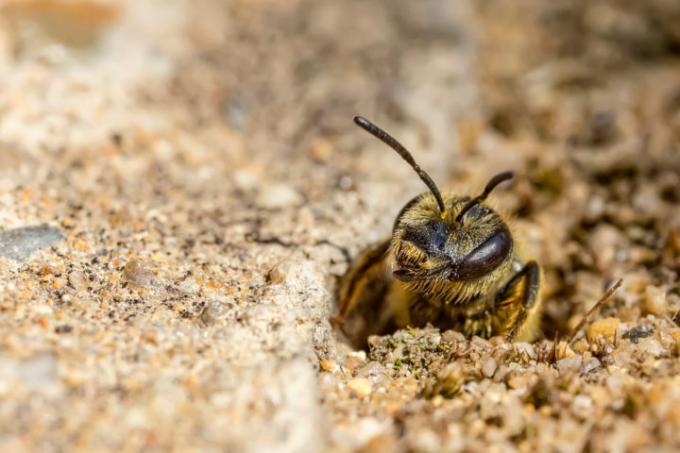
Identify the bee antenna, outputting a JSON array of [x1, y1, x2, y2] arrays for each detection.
[[455, 171, 514, 222], [353, 116, 447, 214]]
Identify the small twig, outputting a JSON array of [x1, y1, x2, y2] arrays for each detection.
[[550, 331, 560, 363], [567, 278, 623, 346]]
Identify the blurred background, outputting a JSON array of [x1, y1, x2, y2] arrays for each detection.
[[0, 0, 679, 451]]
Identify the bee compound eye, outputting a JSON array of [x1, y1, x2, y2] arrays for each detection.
[[455, 226, 512, 280]]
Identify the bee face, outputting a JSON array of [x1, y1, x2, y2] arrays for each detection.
[[391, 194, 513, 284]]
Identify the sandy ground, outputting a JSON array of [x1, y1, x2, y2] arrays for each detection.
[[0, 1, 678, 452]]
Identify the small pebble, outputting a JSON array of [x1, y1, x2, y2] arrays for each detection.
[[199, 301, 227, 326], [68, 270, 88, 291], [359, 433, 398, 453], [52, 277, 67, 291], [319, 359, 338, 373], [267, 263, 288, 285], [344, 351, 367, 372], [423, 363, 466, 399], [257, 183, 302, 209], [644, 285, 667, 316], [309, 138, 334, 162], [177, 276, 200, 294], [514, 342, 536, 360], [481, 357, 497, 378], [347, 377, 372, 398], [123, 260, 157, 289], [347, 350, 367, 361], [587, 317, 621, 343], [507, 374, 529, 389], [572, 394, 593, 418], [636, 338, 666, 358], [0, 225, 62, 262], [556, 355, 583, 374], [233, 169, 260, 191], [571, 338, 590, 354], [581, 357, 601, 374]]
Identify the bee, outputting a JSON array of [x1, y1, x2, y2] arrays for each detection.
[[334, 116, 542, 347]]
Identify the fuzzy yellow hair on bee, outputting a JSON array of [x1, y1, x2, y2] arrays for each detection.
[[334, 116, 542, 347]]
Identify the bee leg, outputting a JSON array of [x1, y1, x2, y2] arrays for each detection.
[[495, 261, 541, 341], [462, 312, 494, 339], [333, 239, 393, 347], [335, 238, 390, 323]]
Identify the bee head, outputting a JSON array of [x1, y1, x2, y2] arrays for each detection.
[[391, 193, 513, 283], [353, 116, 514, 285]]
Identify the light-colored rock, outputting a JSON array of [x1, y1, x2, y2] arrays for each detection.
[[644, 285, 667, 316], [587, 317, 621, 343], [556, 355, 583, 374], [482, 357, 498, 378], [347, 377, 373, 398], [257, 183, 302, 209]]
